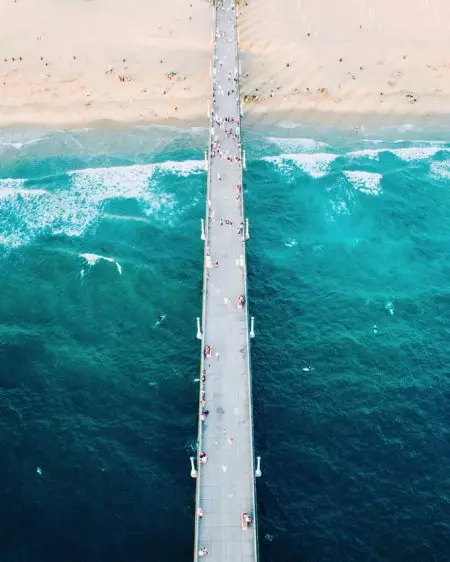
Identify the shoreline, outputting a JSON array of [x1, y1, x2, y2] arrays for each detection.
[[1, 106, 450, 136]]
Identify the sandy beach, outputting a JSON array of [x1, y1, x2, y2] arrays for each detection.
[[0, 0, 213, 127], [1, 0, 450, 128], [238, 0, 450, 128]]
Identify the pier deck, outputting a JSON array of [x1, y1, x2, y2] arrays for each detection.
[[193, 0, 258, 561]]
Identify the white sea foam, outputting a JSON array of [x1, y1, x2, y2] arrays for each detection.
[[330, 199, 350, 216], [362, 139, 385, 145], [349, 146, 448, 161], [286, 153, 338, 178], [0, 178, 49, 202], [139, 124, 208, 136], [0, 187, 48, 199], [363, 139, 447, 146], [0, 159, 204, 249], [154, 159, 205, 176], [264, 153, 338, 178], [68, 159, 204, 185], [0, 178, 48, 199], [103, 213, 151, 223], [79, 253, 122, 275], [391, 146, 444, 161], [395, 124, 422, 133], [278, 122, 299, 129], [266, 137, 330, 153], [0, 178, 26, 189], [395, 139, 447, 146], [0, 233, 24, 248], [66, 160, 203, 227], [344, 171, 382, 196], [0, 137, 44, 150], [347, 148, 382, 159], [430, 161, 450, 180], [284, 238, 297, 248]]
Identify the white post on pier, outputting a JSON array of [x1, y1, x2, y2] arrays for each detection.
[[196, 317, 203, 340], [255, 456, 262, 477], [190, 457, 198, 478], [200, 218, 206, 241], [239, 59, 242, 76], [250, 316, 255, 339], [245, 218, 250, 240]]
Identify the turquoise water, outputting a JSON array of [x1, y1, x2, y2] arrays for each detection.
[[1, 123, 450, 561]]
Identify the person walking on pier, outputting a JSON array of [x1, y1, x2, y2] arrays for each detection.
[[195, 0, 257, 558]]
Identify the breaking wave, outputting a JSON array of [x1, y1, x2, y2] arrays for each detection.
[[343, 171, 383, 196], [265, 137, 330, 153], [263, 153, 338, 178], [348, 146, 449, 161], [79, 253, 122, 275], [0, 159, 204, 249]]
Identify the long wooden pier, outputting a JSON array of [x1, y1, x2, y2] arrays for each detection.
[[192, 0, 259, 560]]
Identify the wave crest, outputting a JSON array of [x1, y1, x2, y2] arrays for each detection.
[[263, 153, 338, 178], [348, 146, 448, 161], [266, 137, 330, 153], [0, 159, 204, 249], [79, 253, 122, 275], [344, 171, 382, 196], [430, 161, 450, 180]]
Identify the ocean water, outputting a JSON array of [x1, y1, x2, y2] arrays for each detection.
[[1, 123, 450, 561]]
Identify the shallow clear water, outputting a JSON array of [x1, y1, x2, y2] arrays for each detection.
[[1, 124, 450, 561]]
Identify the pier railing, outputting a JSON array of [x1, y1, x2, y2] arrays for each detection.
[[192, 3, 217, 560], [233, 4, 259, 558]]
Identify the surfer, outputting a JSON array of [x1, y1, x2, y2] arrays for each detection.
[[153, 314, 166, 328]]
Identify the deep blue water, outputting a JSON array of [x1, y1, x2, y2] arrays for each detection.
[[1, 123, 450, 561]]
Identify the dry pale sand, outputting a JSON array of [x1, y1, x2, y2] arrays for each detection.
[[1, 0, 450, 128], [238, 0, 450, 127], [0, 0, 213, 127]]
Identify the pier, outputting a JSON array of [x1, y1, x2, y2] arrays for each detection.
[[192, 0, 259, 560]]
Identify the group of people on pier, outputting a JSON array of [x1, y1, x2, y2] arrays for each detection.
[[197, 0, 255, 558]]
